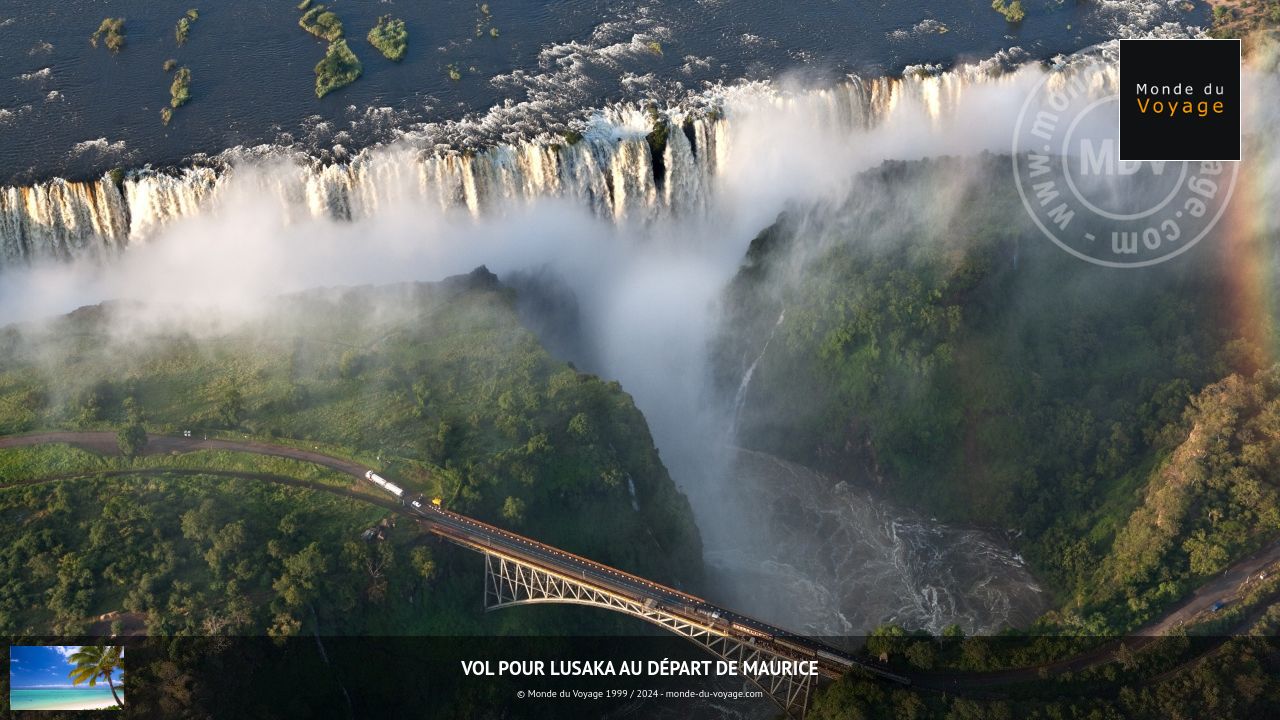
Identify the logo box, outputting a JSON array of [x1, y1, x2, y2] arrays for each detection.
[[1119, 38, 1241, 162]]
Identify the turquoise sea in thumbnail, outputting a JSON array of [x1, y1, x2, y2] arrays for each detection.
[[10, 686, 122, 711]]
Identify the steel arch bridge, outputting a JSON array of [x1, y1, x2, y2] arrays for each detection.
[[483, 549, 819, 718]]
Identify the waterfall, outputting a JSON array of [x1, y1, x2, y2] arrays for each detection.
[[0, 56, 1120, 268], [0, 177, 130, 262], [730, 308, 785, 438], [626, 476, 640, 512]]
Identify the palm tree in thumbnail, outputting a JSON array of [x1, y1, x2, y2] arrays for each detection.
[[68, 645, 124, 709]]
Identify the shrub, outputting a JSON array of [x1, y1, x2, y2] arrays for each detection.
[[367, 15, 408, 61], [117, 423, 148, 459], [300, 6, 344, 41], [992, 0, 1026, 22], [90, 18, 126, 53], [314, 39, 362, 98], [175, 16, 195, 45], [170, 67, 192, 108]]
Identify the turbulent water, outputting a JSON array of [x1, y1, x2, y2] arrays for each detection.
[[707, 450, 1046, 636], [0, 55, 1116, 265], [0, 0, 1197, 184]]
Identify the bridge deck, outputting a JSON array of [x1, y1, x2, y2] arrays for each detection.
[[409, 500, 907, 684]]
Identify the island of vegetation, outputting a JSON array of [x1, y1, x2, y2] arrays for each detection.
[[169, 67, 192, 108], [89, 18, 126, 53], [475, 3, 497, 38], [175, 9, 199, 46], [991, 0, 1026, 23], [299, 5, 345, 42], [314, 39, 362, 98], [296, 4, 361, 97], [368, 15, 408, 61]]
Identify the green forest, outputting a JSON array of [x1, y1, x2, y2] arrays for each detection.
[[716, 156, 1280, 712], [0, 269, 702, 644], [719, 156, 1277, 628]]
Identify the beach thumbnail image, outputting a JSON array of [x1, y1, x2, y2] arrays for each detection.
[[8, 645, 124, 711]]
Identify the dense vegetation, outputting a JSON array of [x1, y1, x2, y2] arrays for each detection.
[[991, 0, 1026, 23], [314, 39, 362, 98], [295, 3, 361, 98], [169, 67, 192, 108], [1059, 366, 1279, 623], [89, 18, 126, 53], [299, 5, 345, 42], [1210, 0, 1280, 37], [0, 269, 702, 640], [160, 66, 192, 125], [716, 154, 1280, 718], [367, 15, 408, 61], [716, 155, 1278, 632], [811, 612, 1280, 719], [175, 9, 199, 46], [0, 462, 380, 636]]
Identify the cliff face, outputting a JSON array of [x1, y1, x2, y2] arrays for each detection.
[[1099, 369, 1280, 616], [712, 154, 1270, 625]]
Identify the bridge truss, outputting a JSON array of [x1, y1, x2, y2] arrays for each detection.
[[482, 550, 816, 719]]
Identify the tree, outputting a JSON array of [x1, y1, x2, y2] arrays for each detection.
[[286, 383, 309, 411], [90, 18, 126, 53], [991, 0, 1025, 22], [409, 546, 436, 585], [338, 350, 362, 379], [117, 422, 147, 458], [1185, 530, 1229, 576], [68, 645, 124, 708], [866, 624, 908, 662], [501, 496, 526, 525], [904, 640, 936, 670], [77, 381, 114, 426], [273, 542, 328, 608], [568, 412, 593, 440], [217, 386, 244, 427]]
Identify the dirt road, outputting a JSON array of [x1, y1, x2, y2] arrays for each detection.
[[0, 430, 368, 477]]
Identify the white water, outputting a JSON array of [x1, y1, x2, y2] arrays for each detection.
[[626, 477, 640, 513], [705, 450, 1046, 636], [729, 308, 784, 438], [0, 53, 1121, 267]]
